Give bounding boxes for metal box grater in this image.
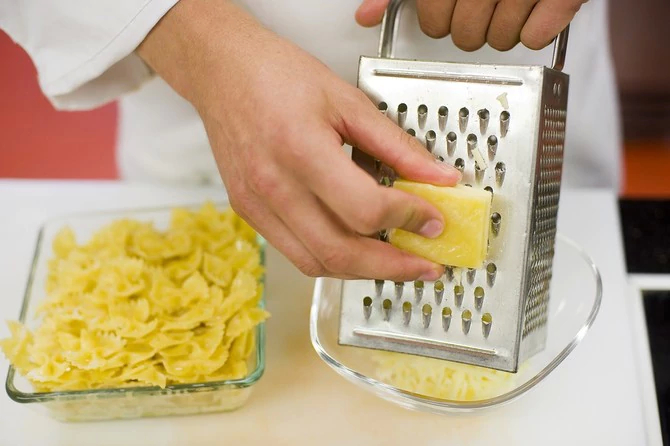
[338,0,570,373]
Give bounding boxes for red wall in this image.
[0,30,118,179]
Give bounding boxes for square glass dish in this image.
[4,205,266,422]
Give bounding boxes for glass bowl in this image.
[4,205,266,422]
[310,233,602,414]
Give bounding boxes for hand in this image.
[137,0,461,281]
[356,0,587,51]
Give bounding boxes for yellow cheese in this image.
[389,181,492,268]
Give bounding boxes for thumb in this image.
[355,0,390,27]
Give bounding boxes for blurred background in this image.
[1,0,669,196]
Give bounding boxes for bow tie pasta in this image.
[1,202,269,392]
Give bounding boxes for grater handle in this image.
[377,0,570,72]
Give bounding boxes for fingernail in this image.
[419,269,441,281]
[419,219,443,238]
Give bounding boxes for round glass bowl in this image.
[309,234,602,414]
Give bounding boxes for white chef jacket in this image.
[0,0,622,190]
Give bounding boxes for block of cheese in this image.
[388,180,492,269]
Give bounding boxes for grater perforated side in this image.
[338,0,570,373]
[518,69,568,362]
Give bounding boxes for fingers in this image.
[338,93,461,186]
[521,0,586,50]
[267,176,444,281]
[487,0,538,51]
[355,0,391,27]
[229,188,357,279]
[296,135,446,238]
[450,0,500,51]
[416,0,457,38]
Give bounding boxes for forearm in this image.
[136,0,267,108]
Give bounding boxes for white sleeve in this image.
[0,0,179,110]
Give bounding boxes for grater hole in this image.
[459,107,470,133]
[382,298,392,321]
[478,109,490,134]
[495,162,506,186]
[398,103,408,126]
[422,304,432,328]
[418,104,428,129]
[482,313,493,338]
[455,158,465,172]
[484,186,493,194]
[466,268,476,284]
[378,102,388,114]
[491,212,502,235]
[402,301,412,325]
[442,307,452,331]
[500,111,510,137]
[444,267,454,282]
[454,285,464,307]
[487,135,498,158]
[446,131,458,156]
[426,130,436,152]
[438,106,448,117]
[374,279,384,296]
[407,128,416,137]
[363,296,373,320]
[474,286,485,310]
[462,309,473,334]
[486,262,497,287]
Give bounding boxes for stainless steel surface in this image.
[418,104,428,129]
[442,307,452,332]
[414,280,424,302]
[454,284,464,307]
[434,280,444,304]
[340,0,569,372]
[487,135,498,158]
[447,132,457,156]
[438,106,448,131]
[425,130,436,153]
[467,268,476,284]
[478,109,490,134]
[394,281,403,300]
[487,263,497,287]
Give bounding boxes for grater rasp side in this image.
[338,0,570,373]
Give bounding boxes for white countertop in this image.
[0,180,660,446]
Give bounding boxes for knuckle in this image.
[357,201,389,234]
[247,164,280,196]
[453,36,485,52]
[419,19,449,39]
[487,34,517,52]
[319,248,351,274]
[227,187,253,217]
[295,259,326,278]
